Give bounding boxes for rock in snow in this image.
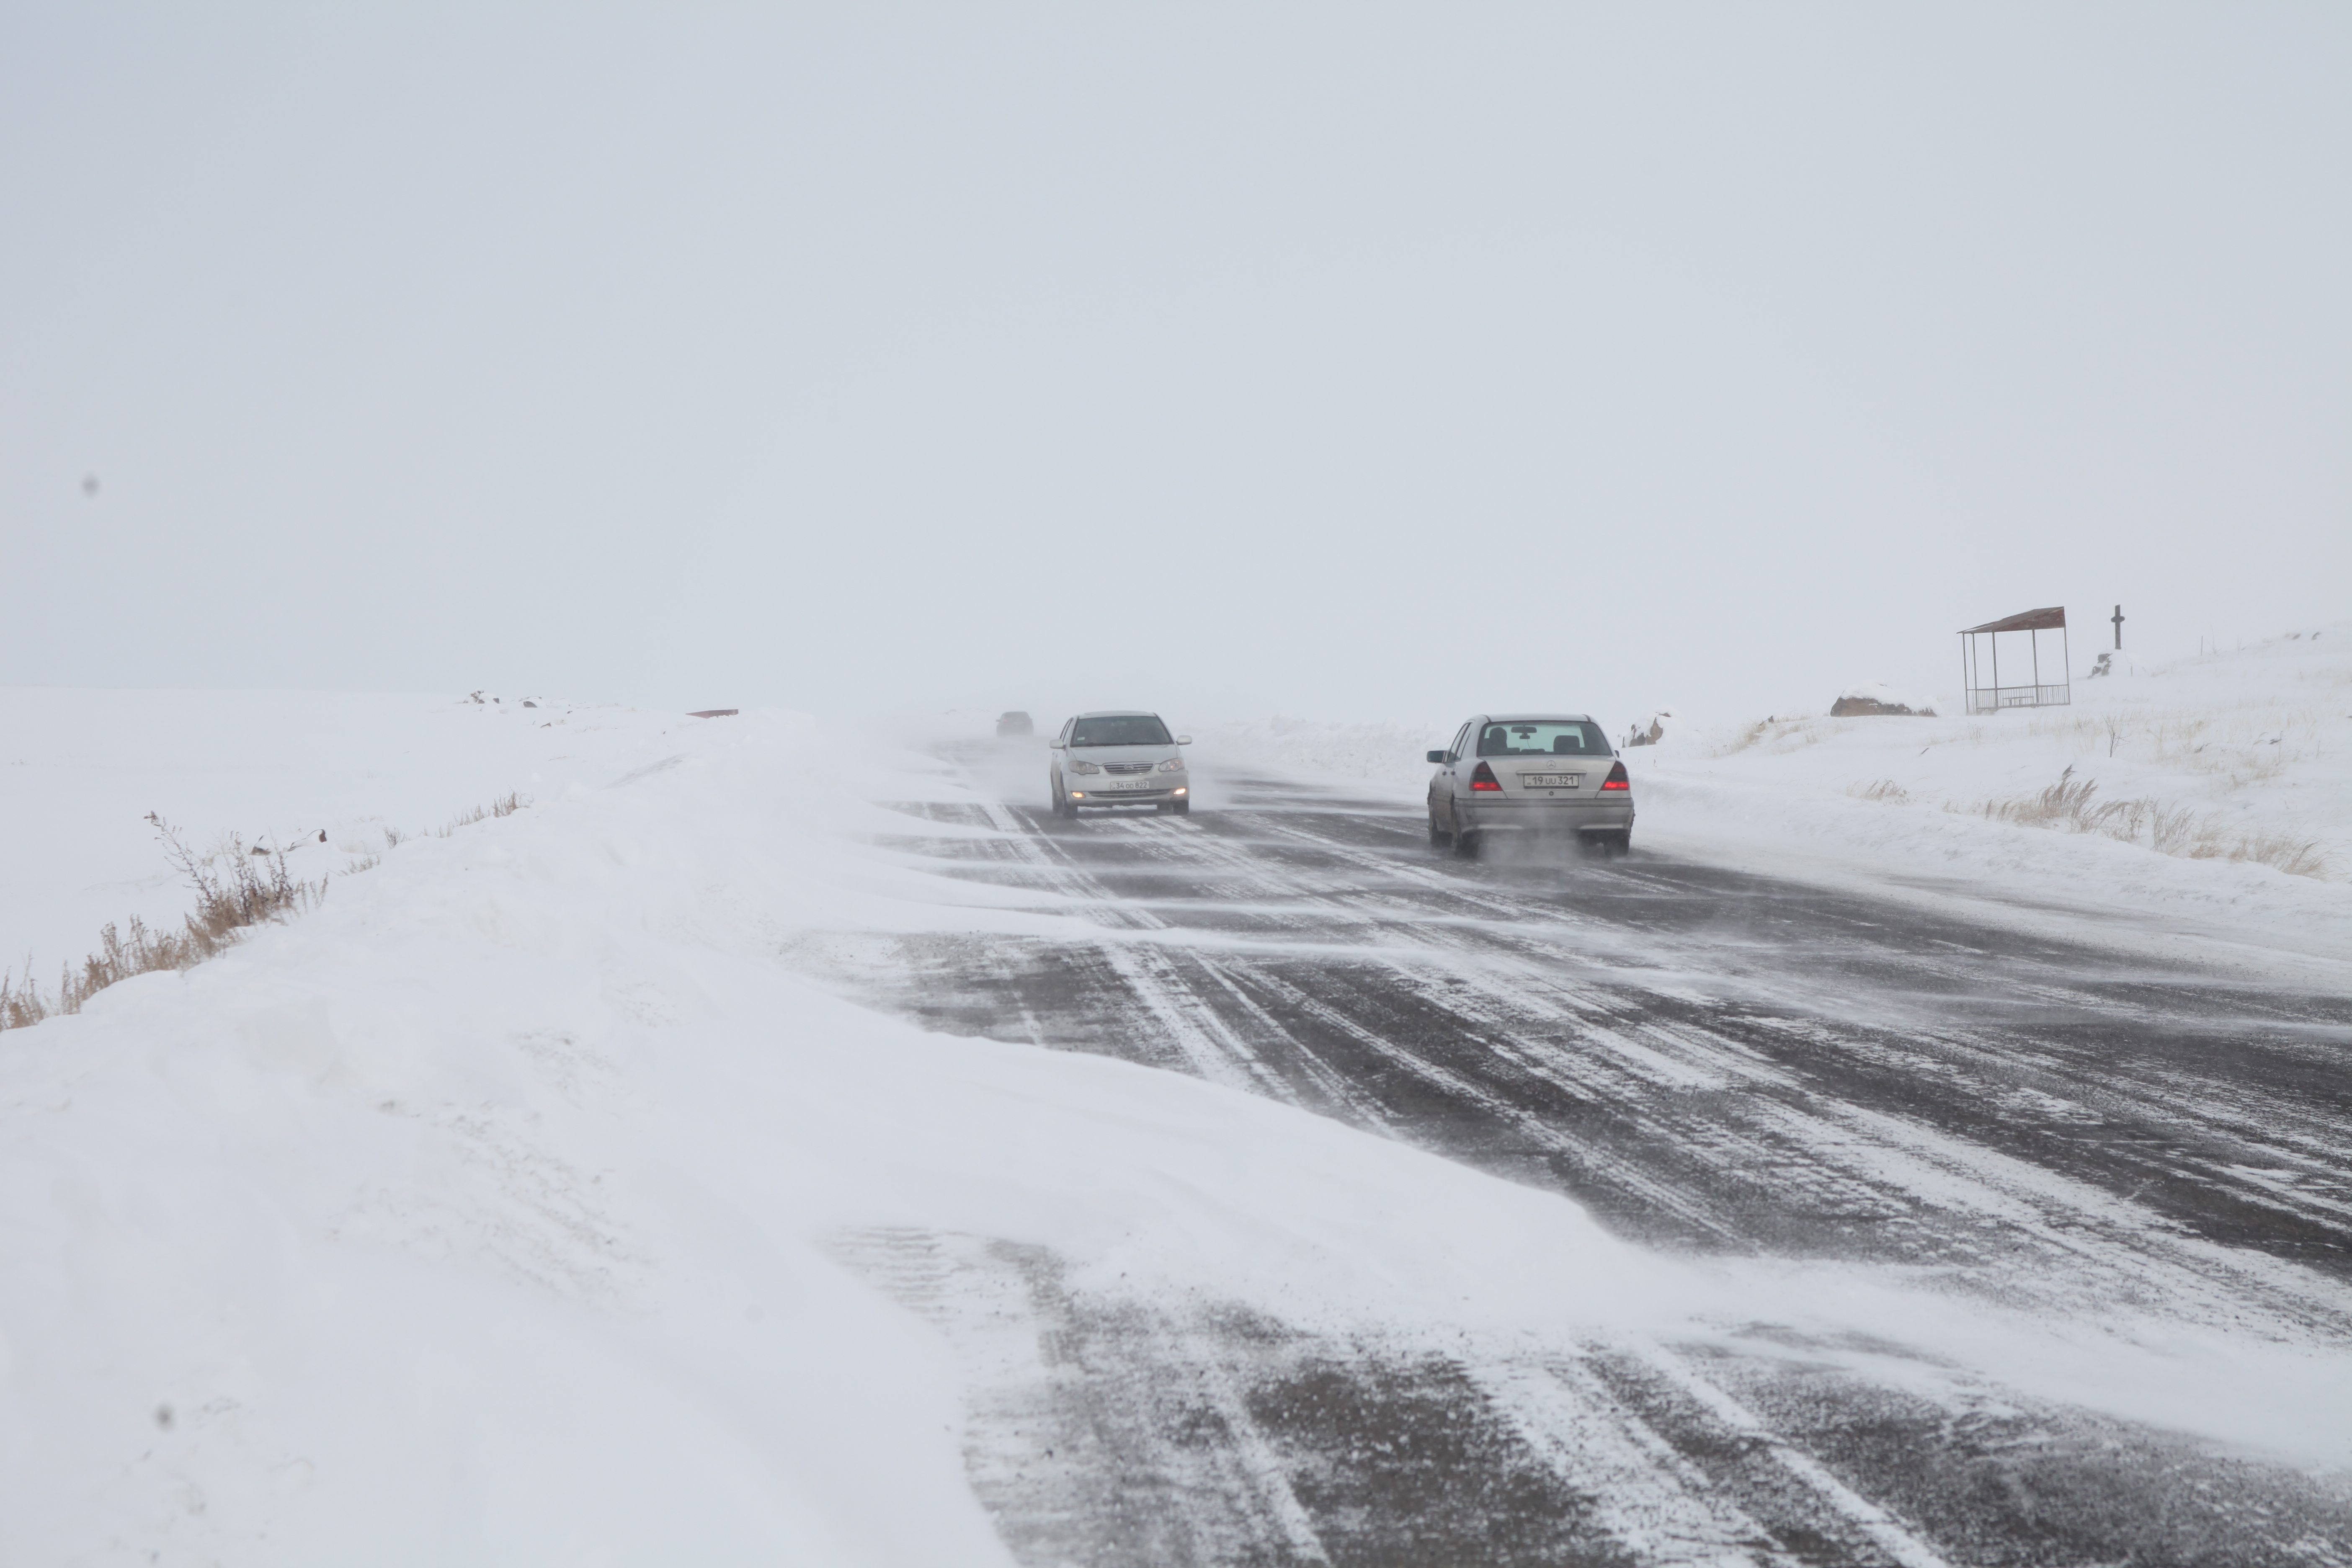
[1831,680,1936,717]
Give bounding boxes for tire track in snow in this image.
[823,771,2352,1565]
[876,782,2352,1329]
[834,1227,1991,1568]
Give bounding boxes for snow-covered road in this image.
[8,696,2352,1565]
[795,743,2352,1565]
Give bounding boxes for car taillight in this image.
[1601,761,1630,791]
[1470,761,1503,792]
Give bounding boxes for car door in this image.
[1436,720,1477,830]
[1050,717,1074,797]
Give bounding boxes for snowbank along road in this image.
[796,741,2352,1568]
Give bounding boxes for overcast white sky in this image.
[5,4,2346,731]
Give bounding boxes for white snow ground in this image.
[0,689,647,981]
[4,666,2351,1563]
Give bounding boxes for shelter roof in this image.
[1961,606,2066,634]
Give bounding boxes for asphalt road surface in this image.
[799,748,2352,1568]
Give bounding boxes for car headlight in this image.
[1157,757,1185,772]
[1070,760,1102,775]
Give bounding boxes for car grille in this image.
[1103,763,1154,775]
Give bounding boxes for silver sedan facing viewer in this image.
[1426,714,1632,857]
[1050,711,1191,817]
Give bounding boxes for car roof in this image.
[1073,709,1162,719]
[1475,713,1594,723]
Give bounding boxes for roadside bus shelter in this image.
[1960,607,2071,714]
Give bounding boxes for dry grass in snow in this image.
[2,795,531,1032]
[434,791,525,838]
[2,815,322,1030]
[1969,766,2331,879]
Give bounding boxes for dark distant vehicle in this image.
[995,711,1034,738]
[1050,711,1191,817]
[1426,714,1632,857]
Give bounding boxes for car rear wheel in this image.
[1428,815,1451,849]
[1453,828,1481,860]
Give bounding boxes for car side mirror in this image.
[1426,750,1447,765]
[1050,740,1065,749]
[1176,736,1191,745]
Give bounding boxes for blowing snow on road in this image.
[8,655,2352,1566]
[802,729,2352,1567]
[10,5,2351,1560]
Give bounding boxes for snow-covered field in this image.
[0,689,663,985]
[1197,626,2352,975]
[4,648,2351,1563]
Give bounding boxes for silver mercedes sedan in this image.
[1426,714,1632,856]
[1049,710,1192,817]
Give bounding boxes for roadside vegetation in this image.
[1967,766,2331,879]
[2,794,528,1033]
[1844,763,2332,880]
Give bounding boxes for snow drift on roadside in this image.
[1634,627,2352,970]
[0,687,677,980]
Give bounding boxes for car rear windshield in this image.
[1071,715,1173,747]
[1478,721,1609,758]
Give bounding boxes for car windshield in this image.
[1478,721,1609,758]
[1071,715,1173,748]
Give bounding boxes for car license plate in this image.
[1519,773,1581,788]
[1103,779,1150,790]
